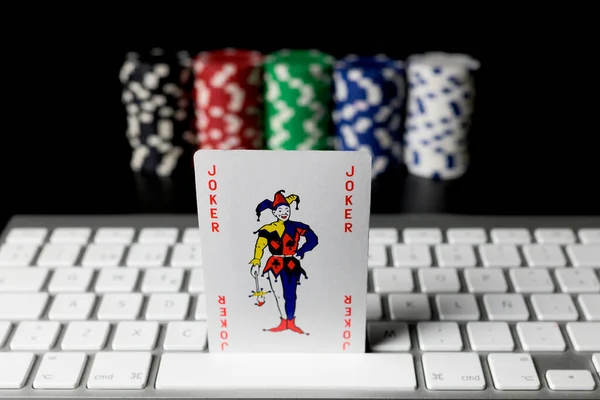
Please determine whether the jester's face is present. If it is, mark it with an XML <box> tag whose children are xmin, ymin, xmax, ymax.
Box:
<box><xmin>272</xmin><ymin>205</ymin><xmax>290</xmax><ymax>221</ymax></box>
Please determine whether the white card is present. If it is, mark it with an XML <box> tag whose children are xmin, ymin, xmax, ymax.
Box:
<box><xmin>194</xmin><ymin>150</ymin><xmax>371</xmax><ymax>353</ymax></box>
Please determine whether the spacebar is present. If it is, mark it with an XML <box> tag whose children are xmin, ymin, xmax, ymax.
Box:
<box><xmin>155</xmin><ymin>353</ymin><xmax>416</xmax><ymax>393</ymax></box>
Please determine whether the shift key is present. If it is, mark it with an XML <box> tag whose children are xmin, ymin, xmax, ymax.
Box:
<box><xmin>87</xmin><ymin>352</ymin><xmax>151</xmax><ymax>389</ymax></box>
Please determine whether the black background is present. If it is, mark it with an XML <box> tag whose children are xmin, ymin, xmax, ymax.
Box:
<box><xmin>3</xmin><ymin>10</ymin><xmax>599</xmax><ymax>228</ymax></box>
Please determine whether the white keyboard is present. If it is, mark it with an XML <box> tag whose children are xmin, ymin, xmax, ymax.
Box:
<box><xmin>0</xmin><ymin>214</ymin><xmax>599</xmax><ymax>399</ymax></box>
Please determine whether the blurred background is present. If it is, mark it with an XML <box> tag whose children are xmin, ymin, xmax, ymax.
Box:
<box><xmin>2</xmin><ymin>9</ymin><xmax>599</xmax><ymax>227</ymax></box>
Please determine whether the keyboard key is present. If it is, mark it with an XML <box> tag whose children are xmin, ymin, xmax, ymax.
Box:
<box><xmin>61</xmin><ymin>321</ymin><xmax>110</xmax><ymax>350</ymax></box>
<box><xmin>367</xmin><ymin>321</ymin><xmax>411</xmax><ymax>352</ymax></box>
<box><xmin>49</xmin><ymin>228</ymin><xmax>91</xmax><ymax>244</ymax></box>
<box><xmin>0</xmin><ymin>352</ymin><xmax>35</xmax><ymax>388</ymax></box>
<box><xmin>48</xmin><ymin>293</ymin><xmax>96</xmax><ymax>320</ymax></box>
<box><xmin>531</xmin><ymin>294</ymin><xmax>578</xmax><ymax>321</ymax></box>
<box><xmin>87</xmin><ymin>352</ymin><xmax>152</xmax><ymax>389</ymax></box>
<box><xmin>436</xmin><ymin>294</ymin><xmax>480</xmax><ymax>321</ymax></box>
<box><xmin>403</xmin><ymin>228</ymin><xmax>442</xmax><ymax>244</ymax></box>
<box><xmin>96</xmin><ymin>293</ymin><xmax>143</xmax><ymax>320</ymax></box>
<box><xmin>387</xmin><ymin>294</ymin><xmax>431</xmax><ymax>321</ymax></box>
<box><xmin>479</xmin><ymin>244</ymin><xmax>521</xmax><ymax>267</ymax></box>
<box><xmin>579</xmin><ymin>229</ymin><xmax>600</xmax><ymax>244</ymax></box>
<box><xmin>534</xmin><ymin>228</ymin><xmax>576</xmax><ymax>244</ymax></box>
<box><xmin>367</xmin><ymin>293</ymin><xmax>383</xmax><ymax>320</ymax></box>
<box><xmin>391</xmin><ymin>244</ymin><xmax>431</xmax><ymax>267</ymax></box>
<box><xmin>419</xmin><ymin>269</ymin><xmax>460</xmax><ymax>293</ymax></box>
<box><xmin>483</xmin><ymin>294</ymin><xmax>529</xmax><ymax>321</ymax></box>
<box><xmin>138</xmin><ymin>228</ymin><xmax>178</xmax><ymax>244</ymax></box>
<box><xmin>33</xmin><ymin>352</ymin><xmax>87</xmax><ymax>389</ymax></box>
<box><xmin>163</xmin><ymin>321</ymin><xmax>207</xmax><ymax>351</ymax></box>
<box><xmin>566</xmin><ymin>322</ymin><xmax>600</xmax><ymax>351</ymax></box>
<box><xmin>94</xmin><ymin>228</ymin><xmax>135</xmax><ymax>244</ymax></box>
<box><xmin>593</xmin><ymin>354</ymin><xmax>600</xmax><ymax>374</ymax></box>
<box><xmin>509</xmin><ymin>268</ymin><xmax>555</xmax><ymax>293</ymax></box>
<box><xmin>578</xmin><ymin>294</ymin><xmax>600</xmax><ymax>320</ymax></box>
<box><xmin>516</xmin><ymin>322</ymin><xmax>566</xmax><ymax>351</ymax></box>
<box><xmin>145</xmin><ymin>293</ymin><xmax>190</xmax><ymax>320</ymax></box>
<box><xmin>417</xmin><ymin>322</ymin><xmax>462</xmax><ymax>351</ymax></box>
<box><xmin>141</xmin><ymin>268</ymin><xmax>184</xmax><ymax>293</ymax></box>
<box><xmin>194</xmin><ymin>294</ymin><xmax>207</xmax><ymax>320</ymax></box>
<box><xmin>170</xmin><ymin>244</ymin><xmax>202</xmax><ymax>267</ymax></box>
<box><xmin>372</xmin><ymin>268</ymin><xmax>413</xmax><ymax>293</ymax></box>
<box><xmin>156</xmin><ymin>353</ymin><xmax>417</xmax><ymax>391</ymax></box>
<box><xmin>181</xmin><ymin>228</ymin><xmax>201</xmax><ymax>244</ymax></box>
<box><xmin>48</xmin><ymin>268</ymin><xmax>93</xmax><ymax>293</ymax></box>
<box><xmin>446</xmin><ymin>228</ymin><xmax>487</xmax><ymax>244</ymax></box>
<box><xmin>490</xmin><ymin>228</ymin><xmax>531</xmax><ymax>244</ymax></box>
<box><xmin>0</xmin><ymin>243</ymin><xmax>38</xmax><ymax>267</ymax></box>
<box><xmin>10</xmin><ymin>321</ymin><xmax>61</xmax><ymax>350</ymax></box>
<box><xmin>0</xmin><ymin>293</ymin><xmax>49</xmax><ymax>320</ymax></box>
<box><xmin>0</xmin><ymin>321</ymin><xmax>11</xmax><ymax>347</ymax></box>
<box><xmin>422</xmin><ymin>352</ymin><xmax>485</xmax><ymax>390</ymax></box>
<box><xmin>555</xmin><ymin>269</ymin><xmax>600</xmax><ymax>293</ymax></box>
<box><xmin>464</xmin><ymin>268</ymin><xmax>507</xmax><ymax>293</ymax></box>
<box><xmin>188</xmin><ymin>269</ymin><xmax>205</xmax><ymax>293</ymax></box>
<box><xmin>36</xmin><ymin>244</ymin><xmax>81</xmax><ymax>267</ymax></box>
<box><xmin>487</xmin><ymin>353</ymin><xmax>540</xmax><ymax>390</ymax></box>
<box><xmin>81</xmin><ymin>244</ymin><xmax>125</xmax><ymax>267</ymax></box>
<box><xmin>5</xmin><ymin>228</ymin><xmax>47</xmax><ymax>244</ymax></box>
<box><xmin>546</xmin><ymin>370</ymin><xmax>596</xmax><ymax>391</ymax></box>
<box><xmin>369</xmin><ymin>228</ymin><xmax>398</xmax><ymax>244</ymax></box>
<box><xmin>522</xmin><ymin>244</ymin><xmax>566</xmax><ymax>267</ymax></box>
<box><xmin>466</xmin><ymin>322</ymin><xmax>514</xmax><ymax>351</ymax></box>
<box><xmin>566</xmin><ymin>244</ymin><xmax>600</xmax><ymax>267</ymax></box>
<box><xmin>368</xmin><ymin>244</ymin><xmax>387</xmax><ymax>267</ymax></box>
<box><xmin>95</xmin><ymin>268</ymin><xmax>139</xmax><ymax>293</ymax></box>
<box><xmin>112</xmin><ymin>321</ymin><xmax>159</xmax><ymax>350</ymax></box>
<box><xmin>126</xmin><ymin>244</ymin><xmax>168</xmax><ymax>267</ymax></box>
<box><xmin>435</xmin><ymin>244</ymin><xmax>476</xmax><ymax>267</ymax></box>
<box><xmin>0</xmin><ymin>267</ymin><xmax>48</xmax><ymax>292</ymax></box>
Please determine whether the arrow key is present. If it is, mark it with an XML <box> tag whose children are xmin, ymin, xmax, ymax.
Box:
<box><xmin>33</xmin><ymin>352</ymin><xmax>87</xmax><ymax>389</ymax></box>
<box><xmin>546</xmin><ymin>370</ymin><xmax>596</xmax><ymax>391</ymax></box>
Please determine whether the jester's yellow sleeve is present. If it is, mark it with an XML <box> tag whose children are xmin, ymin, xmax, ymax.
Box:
<box><xmin>253</xmin><ymin>237</ymin><xmax>268</xmax><ymax>260</ymax></box>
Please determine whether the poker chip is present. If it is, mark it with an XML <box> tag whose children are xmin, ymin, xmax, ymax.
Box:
<box><xmin>263</xmin><ymin>49</ymin><xmax>335</xmax><ymax>150</ymax></box>
<box><xmin>193</xmin><ymin>49</ymin><xmax>264</xmax><ymax>150</ymax></box>
<box><xmin>119</xmin><ymin>48</ymin><xmax>195</xmax><ymax>176</ymax></box>
<box><xmin>333</xmin><ymin>54</ymin><xmax>405</xmax><ymax>179</ymax></box>
<box><xmin>403</xmin><ymin>52</ymin><xmax>480</xmax><ymax>180</ymax></box>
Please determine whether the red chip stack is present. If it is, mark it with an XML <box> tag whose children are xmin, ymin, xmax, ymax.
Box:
<box><xmin>193</xmin><ymin>49</ymin><xmax>264</xmax><ymax>149</ymax></box>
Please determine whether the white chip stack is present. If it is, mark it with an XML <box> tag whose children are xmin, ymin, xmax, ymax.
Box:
<box><xmin>403</xmin><ymin>52</ymin><xmax>480</xmax><ymax>180</ymax></box>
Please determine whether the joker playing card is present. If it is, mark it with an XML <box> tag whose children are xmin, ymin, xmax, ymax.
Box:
<box><xmin>194</xmin><ymin>150</ymin><xmax>371</xmax><ymax>353</ymax></box>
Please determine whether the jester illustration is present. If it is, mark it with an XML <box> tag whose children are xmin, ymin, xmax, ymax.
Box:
<box><xmin>248</xmin><ymin>190</ymin><xmax>319</xmax><ymax>334</ymax></box>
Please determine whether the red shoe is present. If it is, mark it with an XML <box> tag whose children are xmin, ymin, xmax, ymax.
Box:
<box><xmin>265</xmin><ymin>317</ymin><xmax>287</xmax><ymax>332</ymax></box>
<box><xmin>287</xmin><ymin>317</ymin><xmax>304</xmax><ymax>334</ymax></box>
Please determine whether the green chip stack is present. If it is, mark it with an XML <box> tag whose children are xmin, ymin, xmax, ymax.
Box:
<box><xmin>264</xmin><ymin>49</ymin><xmax>335</xmax><ymax>150</ymax></box>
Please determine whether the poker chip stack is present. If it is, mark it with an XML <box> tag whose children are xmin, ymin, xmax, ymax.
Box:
<box><xmin>193</xmin><ymin>49</ymin><xmax>264</xmax><ymax>149</ymax></box>
<box><xmin>264</xmin><ymin>49</ymin><xmax>335</xmax><ymax>150</ymax></box>
<box><xmin>333</xmin><ymin>54</ymin><xmax>405</xmax><ymax>179</ymax></box>
<box><xmin>403</xmin><ymin>52</ymin><xmax>480</xmax><ymax>180</ymax></box>
<box><xmin>120</xmin><ymin>48</ymin><xmax>196</xmax><ymax>176</ymax></box>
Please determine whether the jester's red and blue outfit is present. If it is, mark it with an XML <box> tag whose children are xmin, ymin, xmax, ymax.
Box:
<box><xmin>250</xmin><ymin>190</ymin><xmax>318</xmax><ymax>334</ymax></box>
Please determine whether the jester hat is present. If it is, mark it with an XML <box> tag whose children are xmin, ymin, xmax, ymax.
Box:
<box><xmin>255</xmin><ymin>190</ymin><xmax>300</xmax><ymax>221</ymax></box>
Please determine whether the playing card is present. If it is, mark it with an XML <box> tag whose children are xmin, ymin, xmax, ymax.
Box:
<box><xmin>194</xmin><ymin>149</ymin><xmax>371</xmax><ymax>353</ymax></box>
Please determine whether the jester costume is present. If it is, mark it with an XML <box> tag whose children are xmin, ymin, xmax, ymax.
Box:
<box><xmin>251</xmin><ymin>190</ymin><xmax>318</xmax><ymax>334</ymax></box>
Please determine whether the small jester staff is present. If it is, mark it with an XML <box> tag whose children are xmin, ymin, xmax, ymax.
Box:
<box><xmin>248</xmin><ymin>190</ymin><xmax>318</xmax><ymax>334</ymax></box>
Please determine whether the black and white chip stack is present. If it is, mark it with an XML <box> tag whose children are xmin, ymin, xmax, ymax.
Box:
<box><xmin>119</xmin><ymin>48</ymin><xmax>196</xmax><ymax>176</ymax></box>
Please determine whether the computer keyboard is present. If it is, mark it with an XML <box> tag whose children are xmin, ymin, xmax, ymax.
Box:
<box><xmin>0</xmin><ymin>214</ymin><xmax>599</xmax><ymax>399</ymax></box>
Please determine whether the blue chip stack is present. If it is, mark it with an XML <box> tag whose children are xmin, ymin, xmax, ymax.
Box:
<box><xmin>332</xmin><ymin>55</ymin><xmax>405</xmax><ymax>179</ymax></box>
<box><xmin>403</xmin><ymin>52</ymin><xmax>480</xmax><ymax>180</ymax></box>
